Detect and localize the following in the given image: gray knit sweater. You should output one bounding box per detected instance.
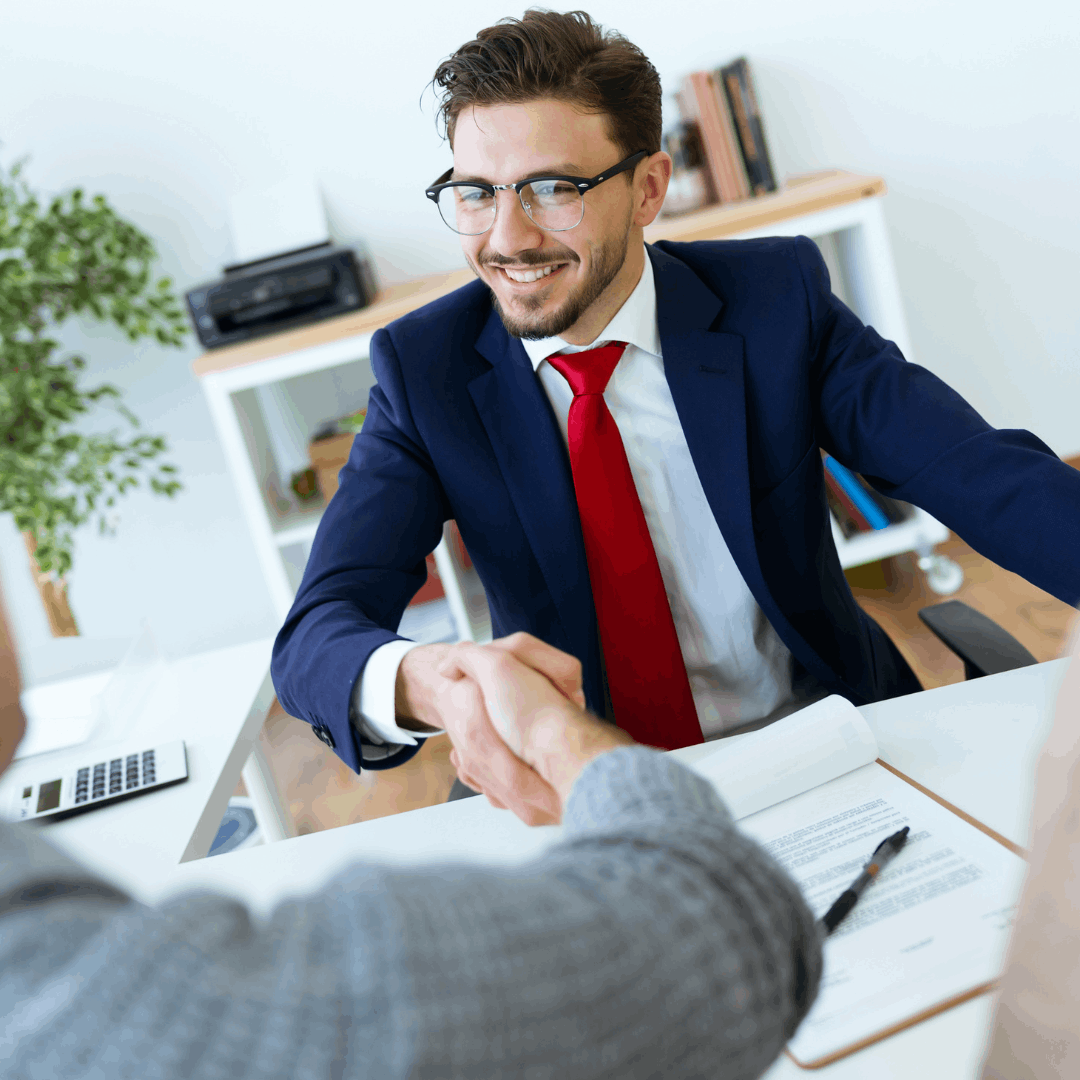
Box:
[0,747,821,1078]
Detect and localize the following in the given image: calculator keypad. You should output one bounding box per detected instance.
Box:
[78,752,157,805]
[14,742,184,821]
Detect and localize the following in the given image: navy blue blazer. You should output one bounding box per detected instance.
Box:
[272,238,1080,773]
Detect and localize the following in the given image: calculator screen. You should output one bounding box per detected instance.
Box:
[36,779,62,814]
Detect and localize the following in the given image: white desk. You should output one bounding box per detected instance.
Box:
[157,660,1068,1079]
[756,659,1069,1079]
[0,639,278,887]
[6,653,1069,1077]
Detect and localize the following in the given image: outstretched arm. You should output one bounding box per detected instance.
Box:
[2,650,822,1080]
[797,236,1080,607]
[270,326,453,774]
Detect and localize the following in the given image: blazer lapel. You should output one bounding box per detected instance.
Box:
[468,310,601,680]
[650,245,787,637]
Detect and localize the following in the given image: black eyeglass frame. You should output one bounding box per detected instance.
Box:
[424,150,650,233]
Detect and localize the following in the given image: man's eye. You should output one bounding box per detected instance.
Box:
[529,180,561,198]
[459,188,492,205]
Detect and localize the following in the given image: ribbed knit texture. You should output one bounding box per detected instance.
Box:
[0,747,821,1078]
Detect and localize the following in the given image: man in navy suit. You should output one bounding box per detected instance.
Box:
[272,11,1080,823]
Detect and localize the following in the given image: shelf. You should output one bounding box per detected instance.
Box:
[269,500,326,548]
[192,169,885,381]
[832,508,949,570]
[645,169,886,244]
[193,268,475,378]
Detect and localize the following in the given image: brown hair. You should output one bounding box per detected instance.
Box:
[432,9,662,158]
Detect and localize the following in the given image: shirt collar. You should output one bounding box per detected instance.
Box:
[518,246,660,372]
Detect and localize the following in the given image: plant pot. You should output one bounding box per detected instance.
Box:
[22,532,79,637]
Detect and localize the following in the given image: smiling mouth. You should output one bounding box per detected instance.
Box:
[493,263,569,284]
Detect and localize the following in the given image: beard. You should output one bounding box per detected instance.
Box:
[479,220,633,340]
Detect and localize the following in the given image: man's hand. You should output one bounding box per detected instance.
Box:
[394,643,454,731]
[439,671,564,825]
[395,633,586,730]
[396,633,587,824]
[439,642,635,820]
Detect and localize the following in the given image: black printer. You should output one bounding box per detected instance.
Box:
[185,242,377,349]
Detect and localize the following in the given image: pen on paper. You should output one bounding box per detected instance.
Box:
[821,826,910,935]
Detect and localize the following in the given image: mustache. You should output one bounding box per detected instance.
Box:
[479,250,579,268]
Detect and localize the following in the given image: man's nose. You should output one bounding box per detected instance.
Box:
[486,189,545,256]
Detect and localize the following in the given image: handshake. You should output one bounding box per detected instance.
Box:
[397,634,636,825]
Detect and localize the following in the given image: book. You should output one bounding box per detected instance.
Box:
[823,470,872,536]
[689,696,1025,1068]
[679,72,750,203]
[854,473,912,525]
[823,455,891,530]
[719,57,778,195]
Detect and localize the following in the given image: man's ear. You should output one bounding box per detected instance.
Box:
[633,151,673,229]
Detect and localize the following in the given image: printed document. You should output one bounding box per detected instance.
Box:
[690,697,1027,1066]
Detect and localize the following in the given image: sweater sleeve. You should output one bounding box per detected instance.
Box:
[0,747,821,1080]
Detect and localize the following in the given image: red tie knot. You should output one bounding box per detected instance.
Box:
[547,342,627,397]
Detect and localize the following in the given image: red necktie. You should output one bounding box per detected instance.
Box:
[548,343,703,750]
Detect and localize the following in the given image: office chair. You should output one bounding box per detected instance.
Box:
[918,600,1038,680]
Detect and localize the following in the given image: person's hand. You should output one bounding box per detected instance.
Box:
[439,641,635,819]
[394,633,586,732]
[419,633,586,825]
[438,668,564,825]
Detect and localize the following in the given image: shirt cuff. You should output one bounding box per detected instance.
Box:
[351,639,445,746]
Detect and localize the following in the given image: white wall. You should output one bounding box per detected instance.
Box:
[2,0,1077,684]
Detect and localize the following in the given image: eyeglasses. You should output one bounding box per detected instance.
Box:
[425,150,648,236]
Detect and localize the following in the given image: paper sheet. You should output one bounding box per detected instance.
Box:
[738,762,1027,1066]
[689,694,879,819]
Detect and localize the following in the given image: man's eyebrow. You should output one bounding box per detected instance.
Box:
[450,163,587,184]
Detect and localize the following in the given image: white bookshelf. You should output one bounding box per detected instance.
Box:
[194,171,960,642]
[831,510,947,570]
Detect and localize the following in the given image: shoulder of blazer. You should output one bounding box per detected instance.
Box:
[650,235,821,311]
[381,275,492,354]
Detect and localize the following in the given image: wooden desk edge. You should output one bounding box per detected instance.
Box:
[192,169,886,378]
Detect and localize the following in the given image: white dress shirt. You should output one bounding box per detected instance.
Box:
[355,248,807,746]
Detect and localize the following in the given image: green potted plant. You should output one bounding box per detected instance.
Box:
[0,159,187,635]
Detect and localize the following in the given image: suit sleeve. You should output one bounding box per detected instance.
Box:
[271,327,452,773]
[794,236,1080,607]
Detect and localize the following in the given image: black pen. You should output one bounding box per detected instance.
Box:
[821,826,910,935]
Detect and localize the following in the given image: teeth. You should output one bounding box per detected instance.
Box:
[503,265,558,283]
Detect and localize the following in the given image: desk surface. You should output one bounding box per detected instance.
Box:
[154,660,1067,908]
[0,639,274,884]
[157,659,1067,1079]
[6,652,1067,1078]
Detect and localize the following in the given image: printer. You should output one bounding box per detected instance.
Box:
[186,242,377,349]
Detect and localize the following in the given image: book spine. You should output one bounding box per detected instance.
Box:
[824,457,890,530]
[824,482,862,538]
[679,75,725,203]
[682,73,744,203]
[720,58,777,195]
[824,471,872,533]
[853,474,910,525]
[706,70,751,201]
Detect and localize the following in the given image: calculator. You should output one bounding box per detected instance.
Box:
[10,740,188,822]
